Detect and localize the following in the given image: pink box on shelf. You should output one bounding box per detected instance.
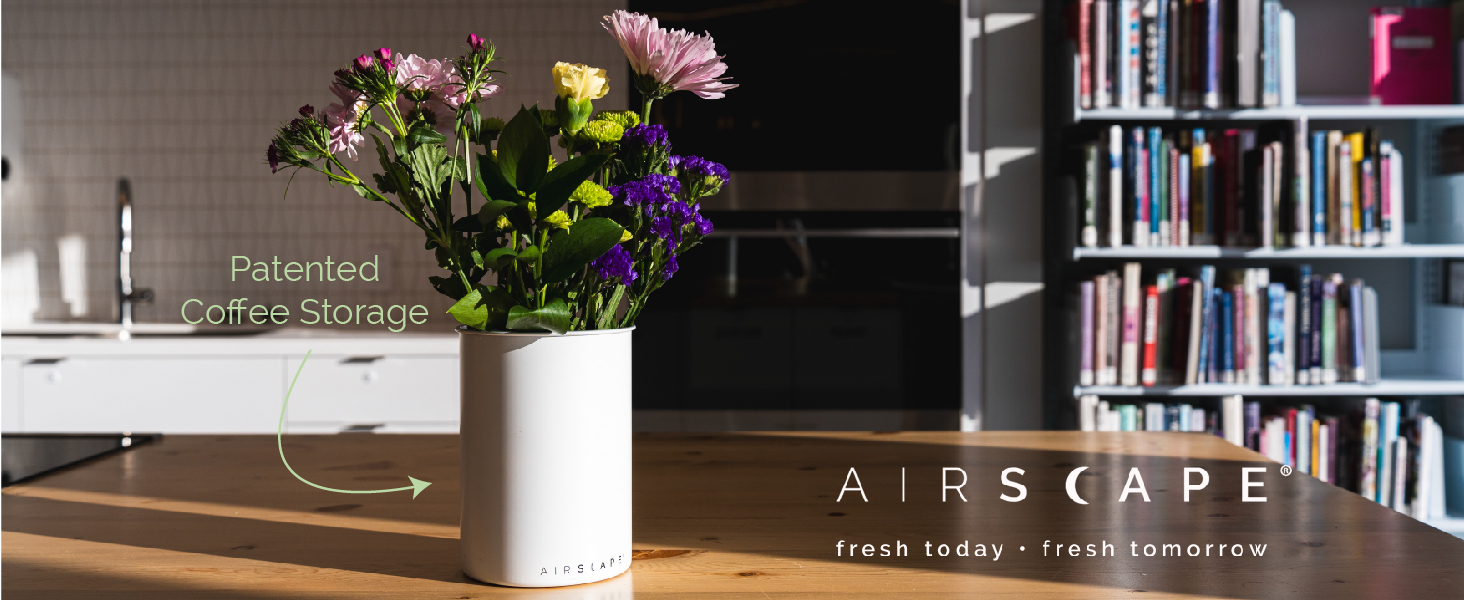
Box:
[1370,7,1454,105]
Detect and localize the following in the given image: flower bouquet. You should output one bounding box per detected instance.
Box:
[266,11,735,335]
[266,11,737,587]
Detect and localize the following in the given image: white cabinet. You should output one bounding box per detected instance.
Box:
[2,359,22,432]
[21,357,284,433]
[283,354,458,432]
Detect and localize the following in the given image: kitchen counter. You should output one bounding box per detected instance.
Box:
[4,432,1461,598]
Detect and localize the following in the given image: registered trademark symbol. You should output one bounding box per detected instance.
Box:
[1280,465,1293,477]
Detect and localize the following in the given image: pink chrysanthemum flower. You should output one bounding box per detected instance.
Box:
[602,10,737,99]
[395,54,450,92]
[324,83,367,160]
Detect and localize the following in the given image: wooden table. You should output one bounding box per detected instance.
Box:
[4,432,1461,598]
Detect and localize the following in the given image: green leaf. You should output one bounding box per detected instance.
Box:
[596,284,627,330]
[447,288,488,329]
[428,275,465,300]
[406,145,451,202]
[483,247,517,270]
[408,124,448,147]
[506,298,571,334]
[452,214,483,233]
[536,154,609,216]
[475,199,518,227]
[515,245,541,264]
[475,153,519,201]
[540,217,625,284]
[495,106,546,189]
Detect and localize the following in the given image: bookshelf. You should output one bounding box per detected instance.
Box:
[1077,104,1464,122]
[1041,0,1462,523]
[1073,244,1464,260]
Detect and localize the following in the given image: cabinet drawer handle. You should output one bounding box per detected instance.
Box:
[341,356,383,364]
[26,357,65,365]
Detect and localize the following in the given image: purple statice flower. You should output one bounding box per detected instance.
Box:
[692,211,714,235]
[609,174,680,208]
[670,154,730,184]
[662,199,696,222]
[662,254,679,280]
[622,124,669,151]
[648,215,678,242]
[590,243,638,283]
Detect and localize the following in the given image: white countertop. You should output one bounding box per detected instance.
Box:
[1,327,458,357]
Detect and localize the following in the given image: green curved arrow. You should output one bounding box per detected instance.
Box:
[277,350,432,499]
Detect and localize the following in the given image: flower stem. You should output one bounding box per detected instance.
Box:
[640,96,655,127]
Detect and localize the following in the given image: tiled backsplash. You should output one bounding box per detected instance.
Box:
[1,0,627,329]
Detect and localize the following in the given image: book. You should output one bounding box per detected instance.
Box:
[1308,274,1322,383]
[1260,142,1276,248]
[1095,274,1111,384]
[1095,0,1112,107]
[1080,280,1096,386]
[1082,143,1100,247]
[1296,265,1312,385]
[1132,128,1149,246]
[1121,262,1143,386]
[1220,289,1235,383]
[1370,7,1454,105]
[1184,278,1203,384]
[1291,121,1310,247]
[1336,140,1353,246]
[1142,0,1163,107]
[1348,280,1366,383]
[1310,132,1327,246]
[1109,126,1124,247]
[1279,9,1296,106]
[1122,0,1143,108]
[1385,143,1404,246]
[1346,132,1364,246]
[1379,401,1400,506]
[1148,127,1163,245]
[1362,398,1380,500]
[1260,0,1280,107]
[1202,0,1221,109]
[1393,437,1409,512]
[1109,272,1123,385]
[1194,265,1216,383]
[1079,394,1099,431]
[1160,139,1174,245]
[1178,151,1191,246]
[1267,283,1286,384]
[1234,0,1261,107]
[1297,406,1312,475]
[1318,420,1331,483]
[1362,286,1380,385]
[1361,158,1378,247]
[1222,394,1244,446]
[1282,290,1296,385]
[1310,416,1321,477]
[1320,277,1338,384]
[1155,269,1175,383]
[1077,0,1095,109]
[1142,283,1160,385]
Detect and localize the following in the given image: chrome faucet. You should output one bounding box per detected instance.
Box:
[117,179,152,327]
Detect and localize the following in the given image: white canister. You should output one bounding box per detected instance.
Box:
[458,327,633,587]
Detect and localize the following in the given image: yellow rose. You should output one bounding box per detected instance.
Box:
[553,62,609,102]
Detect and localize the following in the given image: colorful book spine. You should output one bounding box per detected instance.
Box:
[1267,282,1286,385]
[1292,122,1310,247]
[1155,270,1175,382]
[1121,0,1142,108]
[1310,132,1327,246]
[1194,265,1216,383]
[1095,274,1110,384]
[1308,275,1322,382]
[1379,401,1400,506]
[1336,141,1353,246]
[1361,158,1378,247]
[1148,127,1163,245]
[1386,144,1404,245]
[1133,128,1149,246]
[1346,132,1364,246]
[1282,290,1296,385]
[1379,141,1393,246]
[1349,280,1366,382]
[1078,0,1094,109]
[1109,126,1124,247]
[1261,0,1281,106]
[1109,273,1123,385]
[1321,277,1338,384]
[1160,139,1173,245]
[1154,0,1169,105]
[1220,290,1235,383]
[1142,283,1159,385]
[1178,152,1191,246]
[1296,265,1312,384]
[1202,0,1221,108]
[1121,262,1143,386]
